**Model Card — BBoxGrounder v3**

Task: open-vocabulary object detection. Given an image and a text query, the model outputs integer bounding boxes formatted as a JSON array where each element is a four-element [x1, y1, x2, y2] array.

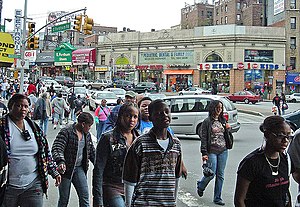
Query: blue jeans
[[53, 113, 63, 125], [58, 166, 89, 207], [3, 178, 43, 207], [104, 195, 125, 207], [70, 108, 76, 122], [197, 150, 228, 202], [39, 117, 49, 135], [96, 121, 106, 141]]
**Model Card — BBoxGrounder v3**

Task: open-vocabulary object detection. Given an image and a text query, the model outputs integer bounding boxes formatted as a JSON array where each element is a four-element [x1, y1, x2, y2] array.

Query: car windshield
[[113, 90, 125, 95], [74, 88, 86, 94], [96, 92, 117, 99]]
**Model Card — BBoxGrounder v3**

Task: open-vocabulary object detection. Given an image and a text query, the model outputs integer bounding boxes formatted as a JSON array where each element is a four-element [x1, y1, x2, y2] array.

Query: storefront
[[36, 51, 55, 77], [163, 69, 194, 92], [136, 64, 163, 83], [72, 48, 96, 80], [0, 32, 15, 75], [54, 43, 76, 77], [94, 66, 109, 80], [286, 73, 300, 93], [114, 54, 135, 81]]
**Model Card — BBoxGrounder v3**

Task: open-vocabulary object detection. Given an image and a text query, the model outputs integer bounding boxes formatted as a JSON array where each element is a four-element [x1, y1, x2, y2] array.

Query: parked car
[[143, 92, 166, 100], [227, 91, 261, 104], [89, 91, 118, 111], [41, 79, 63, 92], [104, 88, 126, 99], [283, 110, 300, 132], [74, 79, 90, 88], [133, 82, 158, 94], [54, 76, 74, 87], [108, 80, 134, 90], [178, 87, 211, 95], [163, 95, 240, 138], [87, 79, 110, 90], [286, 93, 300, 103]]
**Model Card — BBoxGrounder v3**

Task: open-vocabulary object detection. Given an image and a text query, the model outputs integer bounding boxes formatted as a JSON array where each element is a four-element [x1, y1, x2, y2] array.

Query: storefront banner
[[163, 69, 194, 75], [14, 9, 22, 54], [139, 50, 194, 64], [36, 51, 54, 66], [54, 43, 76, 66], [72, 48, 96, 66], [198, 62, 282, 70], [0, 32, 15, 63], [198, 63, 234, 70], [286, 73, 300, 85], [136, 65, 163, 70], [95, 66, 108, 72], [244, 49, 273, 63]]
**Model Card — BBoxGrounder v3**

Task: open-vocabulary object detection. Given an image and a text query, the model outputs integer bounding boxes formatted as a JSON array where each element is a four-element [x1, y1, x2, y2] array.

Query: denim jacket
[[92, 127, 139, 206]]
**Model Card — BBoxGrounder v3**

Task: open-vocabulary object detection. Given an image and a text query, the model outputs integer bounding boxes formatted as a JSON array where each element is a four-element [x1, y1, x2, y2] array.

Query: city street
[[43, 107, 300, 207]]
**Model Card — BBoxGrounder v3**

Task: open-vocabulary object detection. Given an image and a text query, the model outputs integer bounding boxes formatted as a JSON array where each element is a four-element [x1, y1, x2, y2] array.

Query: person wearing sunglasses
[[0, 94, 61, 207], [234, 115, 293, 207]]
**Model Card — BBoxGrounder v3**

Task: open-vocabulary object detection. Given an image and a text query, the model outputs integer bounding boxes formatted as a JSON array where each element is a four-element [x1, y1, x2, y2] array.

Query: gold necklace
[[265, 154, 280, 176]]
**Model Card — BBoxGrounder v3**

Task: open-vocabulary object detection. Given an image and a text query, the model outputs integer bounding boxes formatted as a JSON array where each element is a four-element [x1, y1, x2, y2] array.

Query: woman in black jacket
[[197, 100, 231, 206], [52, 112, 95, 207]]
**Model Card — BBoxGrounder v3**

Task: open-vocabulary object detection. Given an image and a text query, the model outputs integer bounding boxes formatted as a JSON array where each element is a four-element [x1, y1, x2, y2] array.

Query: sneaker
[[214, 200, 225, 206], [53, 125, 57, 130], [197, 189, 204, 197]]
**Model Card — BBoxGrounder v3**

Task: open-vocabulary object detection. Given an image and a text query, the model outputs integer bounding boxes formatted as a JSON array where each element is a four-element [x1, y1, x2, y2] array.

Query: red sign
[[72, 48, 96, 66], [295, 76, 300, 82], [136, 65, 163, 70], [237, 62, 244, 70]]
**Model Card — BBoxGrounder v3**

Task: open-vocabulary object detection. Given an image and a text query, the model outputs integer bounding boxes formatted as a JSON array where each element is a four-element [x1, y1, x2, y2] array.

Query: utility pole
[[19, 0, 28, 94]]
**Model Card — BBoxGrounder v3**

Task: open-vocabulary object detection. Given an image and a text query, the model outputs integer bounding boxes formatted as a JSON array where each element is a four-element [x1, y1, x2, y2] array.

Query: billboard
[[274, 0, 284, 16], [244, 49, 274, 63]]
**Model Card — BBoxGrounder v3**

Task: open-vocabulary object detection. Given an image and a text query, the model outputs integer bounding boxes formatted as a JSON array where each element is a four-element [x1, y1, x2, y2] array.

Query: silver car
[[164, 95, 240, 138], [89, 91, 118, 111]]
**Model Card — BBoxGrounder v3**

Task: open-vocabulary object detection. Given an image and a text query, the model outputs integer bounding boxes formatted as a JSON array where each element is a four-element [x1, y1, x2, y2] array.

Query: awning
[[72, 48, 96, 65], [163, 69, 194, 75]]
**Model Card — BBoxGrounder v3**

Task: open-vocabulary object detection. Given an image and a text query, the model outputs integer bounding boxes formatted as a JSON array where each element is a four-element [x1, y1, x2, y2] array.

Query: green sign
[[0, 25, 5, 32], [54, 42, 76, 66], [8, 54, 21, 58], [51, 22, 71, 33]]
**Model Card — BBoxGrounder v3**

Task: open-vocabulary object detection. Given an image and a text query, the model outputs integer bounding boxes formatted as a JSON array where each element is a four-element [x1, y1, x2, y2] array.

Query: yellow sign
[[115, 56, 129, 65], [95, 66, 108, 72], [0, 32, 15, 63]]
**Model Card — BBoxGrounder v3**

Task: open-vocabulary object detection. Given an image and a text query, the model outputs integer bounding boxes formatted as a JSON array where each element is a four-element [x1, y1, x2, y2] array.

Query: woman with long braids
[[92, 102, 140, 207], [234, 116, 292, 207], [197, 100, 232, 206]]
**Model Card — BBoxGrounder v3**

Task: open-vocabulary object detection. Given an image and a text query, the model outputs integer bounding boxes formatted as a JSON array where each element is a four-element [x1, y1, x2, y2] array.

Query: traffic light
[[73, 15, 82, 32], [83, 15, 93, 35], [28, 22, 35, 33], [28, 36, 39, 49]]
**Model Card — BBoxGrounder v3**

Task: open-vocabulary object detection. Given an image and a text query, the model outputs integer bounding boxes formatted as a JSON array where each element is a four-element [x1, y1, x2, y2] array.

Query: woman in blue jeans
[[197, 100, 232, 206]]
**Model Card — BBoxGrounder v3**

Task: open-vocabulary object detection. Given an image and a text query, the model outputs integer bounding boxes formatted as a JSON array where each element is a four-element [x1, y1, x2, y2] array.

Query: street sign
[[51, 22, 71, 33], [8, 54, 21, 59]]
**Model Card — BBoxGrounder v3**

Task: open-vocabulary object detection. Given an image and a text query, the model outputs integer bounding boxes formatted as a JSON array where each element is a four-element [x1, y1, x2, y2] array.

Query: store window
[[244, 70, 274, 94], [291, 17, 296, 29], [205, 53, 223, 62]]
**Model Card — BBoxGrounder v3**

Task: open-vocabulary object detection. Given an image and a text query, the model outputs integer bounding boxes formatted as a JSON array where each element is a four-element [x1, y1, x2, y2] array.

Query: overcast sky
[[2, 0, 213, 32]]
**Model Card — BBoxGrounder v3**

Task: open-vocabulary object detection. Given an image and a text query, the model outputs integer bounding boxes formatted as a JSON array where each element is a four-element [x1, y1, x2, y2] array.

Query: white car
[[74, 79, 90, 88], [286, 93, 300, 103], [164, 95, 240, 138], [89, 91, 118, 111], [104, 88, 126, 99], [178, 87, 211, 95], [42, 79, 63, 92]]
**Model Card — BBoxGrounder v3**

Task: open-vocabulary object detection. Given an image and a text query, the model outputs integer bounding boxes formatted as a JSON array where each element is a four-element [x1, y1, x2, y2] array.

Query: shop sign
[[139, 50, 194, 64], [24, 50, 36, 62], [14, 9, 22, 54], [116, 64, 135, 71], [95, 66, 108, 72], [286, 73, 300, 85], [198, 63, 233, 70], [72, 48, 96, 66], [244, 62, 279, 70], [54, 51, 72, 66], [136, 65, 163, 70], [167, 64, 191, 69], [0, 33, 15, 63]]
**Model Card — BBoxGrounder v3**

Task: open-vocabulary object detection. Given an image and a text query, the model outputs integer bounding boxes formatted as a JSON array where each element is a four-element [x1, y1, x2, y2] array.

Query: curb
[[238, 109, 264, 117]]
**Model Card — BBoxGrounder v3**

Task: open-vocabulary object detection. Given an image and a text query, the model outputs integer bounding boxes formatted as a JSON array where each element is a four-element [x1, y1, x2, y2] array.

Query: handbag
[[202, 160, 214, 177], [282, 103, 288, 110], [224, 129, 234, 149]]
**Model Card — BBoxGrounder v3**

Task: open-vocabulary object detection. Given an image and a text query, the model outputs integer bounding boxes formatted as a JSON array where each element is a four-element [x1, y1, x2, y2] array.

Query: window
[[201, 11, 204, 16], [216, 8, 219, 15], [290, 37, 296, 49], [221, 17, 223, 24], [101, 55, 105, 65], [237, 14, 241, 21], [225, 16, 228, 24], [207, 11, 212, 18], [216, 20, 219, 25], [79, 38, 84, 45], [225, 5, 228, 12], [291, 17, 296, 29], [221, 5, 223, 12], [291, 0, 296, 9], [290, 57, 296, 69], [237, 2, 241, 10]]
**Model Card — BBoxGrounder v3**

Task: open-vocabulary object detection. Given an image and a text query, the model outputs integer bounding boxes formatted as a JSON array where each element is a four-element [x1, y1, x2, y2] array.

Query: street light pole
[[3, 18, 12, 32], [19, 0, 28, 94]]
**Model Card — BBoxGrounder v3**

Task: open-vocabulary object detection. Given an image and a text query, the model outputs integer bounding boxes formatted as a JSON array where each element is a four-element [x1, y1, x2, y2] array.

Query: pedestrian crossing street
[[237, 113, 265, 124]]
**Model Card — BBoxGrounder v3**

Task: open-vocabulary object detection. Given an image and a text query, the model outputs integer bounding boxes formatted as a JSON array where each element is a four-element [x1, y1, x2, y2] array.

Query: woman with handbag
[[234, 116, 292, 207], [197, 100, 232, 206]]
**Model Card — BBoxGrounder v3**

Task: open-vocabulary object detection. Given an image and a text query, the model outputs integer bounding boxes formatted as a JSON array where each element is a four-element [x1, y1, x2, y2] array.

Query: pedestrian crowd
[[0, 78, 299, 207]]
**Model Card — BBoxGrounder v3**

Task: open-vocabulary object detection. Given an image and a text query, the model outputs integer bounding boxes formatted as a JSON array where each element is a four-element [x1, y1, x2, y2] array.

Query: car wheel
[[88, 85, 92, 90], [179, 93, 183, 95], [244, 99, 249, 104], [100, 86, 105, 91], [232, 101, 236, 103], [252, 101, 256, 104]]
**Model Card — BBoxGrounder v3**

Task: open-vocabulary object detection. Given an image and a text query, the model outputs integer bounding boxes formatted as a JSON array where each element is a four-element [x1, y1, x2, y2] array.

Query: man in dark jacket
[[272, 93, 282, 115], [52, 112, 95, 207]]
